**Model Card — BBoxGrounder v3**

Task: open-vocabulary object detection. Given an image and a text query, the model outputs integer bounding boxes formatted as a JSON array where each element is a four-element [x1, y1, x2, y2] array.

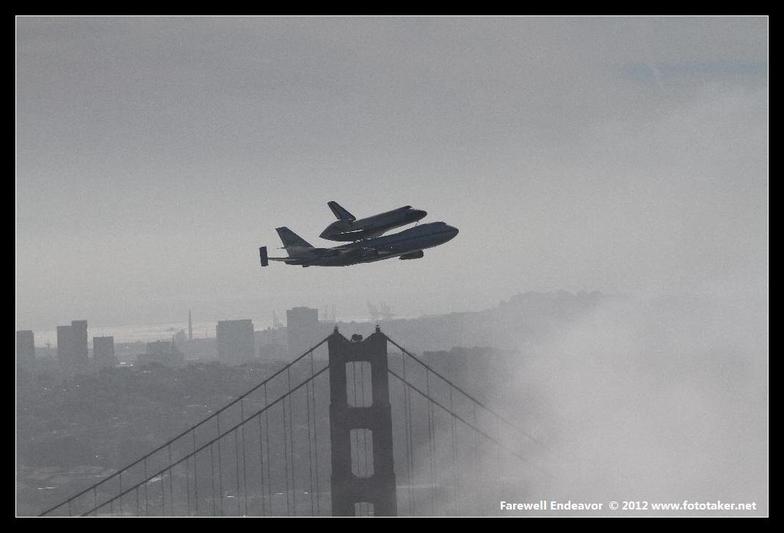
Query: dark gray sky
[[16, 16, 768, 330]]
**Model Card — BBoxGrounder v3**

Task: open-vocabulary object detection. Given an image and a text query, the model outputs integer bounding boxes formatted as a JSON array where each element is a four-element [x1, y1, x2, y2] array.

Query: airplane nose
[[413, 209, 428, 220], [446, 225, 459, 239]]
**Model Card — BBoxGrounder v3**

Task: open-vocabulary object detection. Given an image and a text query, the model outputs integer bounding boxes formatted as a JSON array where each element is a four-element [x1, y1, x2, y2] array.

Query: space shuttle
[[319, 201, 428, 242]]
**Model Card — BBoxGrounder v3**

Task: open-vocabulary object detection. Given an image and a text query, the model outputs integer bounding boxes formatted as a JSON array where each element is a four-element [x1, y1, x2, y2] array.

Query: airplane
[[260, 222, 458, 267], [319, 201, 428, 242]]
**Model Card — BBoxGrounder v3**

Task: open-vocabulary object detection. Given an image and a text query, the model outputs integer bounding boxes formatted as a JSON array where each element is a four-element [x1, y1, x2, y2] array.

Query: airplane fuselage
[[295, 222, 458, 267]]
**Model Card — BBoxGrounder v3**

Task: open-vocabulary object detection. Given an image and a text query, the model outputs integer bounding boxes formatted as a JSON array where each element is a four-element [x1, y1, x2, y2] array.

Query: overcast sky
[[16, 16, 768, 330]]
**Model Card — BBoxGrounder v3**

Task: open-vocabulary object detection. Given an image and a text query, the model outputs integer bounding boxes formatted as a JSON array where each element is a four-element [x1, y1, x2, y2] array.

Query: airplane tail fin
[[276, 227, 313, 256], [328, 201, 356, 222]]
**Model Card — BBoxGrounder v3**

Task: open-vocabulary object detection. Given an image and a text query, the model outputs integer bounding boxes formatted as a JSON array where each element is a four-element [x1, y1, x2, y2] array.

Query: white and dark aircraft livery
[[319, 201, 428, 242], [259, 222, 458, 268]]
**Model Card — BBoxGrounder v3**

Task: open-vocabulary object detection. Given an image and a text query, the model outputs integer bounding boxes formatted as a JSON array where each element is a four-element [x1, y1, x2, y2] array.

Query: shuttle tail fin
[[328, 201, 356, 222]]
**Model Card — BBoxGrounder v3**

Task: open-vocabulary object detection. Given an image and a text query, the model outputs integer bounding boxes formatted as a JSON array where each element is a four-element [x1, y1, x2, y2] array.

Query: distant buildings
[[16, 330, 35, 369], [217, 319, 255, 365], [19, 290, 601, 378], [178, 337, 216, 362], [55, 326, 70, 365], [286, 307, 321, 357], [93, 336, 117, 368], [173, 329, 187, 347], [57, 320, 89, 375], [71, 319, 88, 358], [138, 340, 185, 367]]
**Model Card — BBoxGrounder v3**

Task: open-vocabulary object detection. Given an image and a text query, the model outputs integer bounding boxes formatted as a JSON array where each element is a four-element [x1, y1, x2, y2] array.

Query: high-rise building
[[71, 319, 88, 365], [57, 320, 89, 375], [216, 319, 255, 365], [16, 330, 35, 368], [286, 307, 320, 357], [56, 325, 72, 366], [93, 336, 117, 368]]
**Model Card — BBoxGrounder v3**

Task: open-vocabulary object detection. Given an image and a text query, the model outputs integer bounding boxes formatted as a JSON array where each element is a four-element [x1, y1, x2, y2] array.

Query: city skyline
[[20, 303, 381, 347], [16, 287, 608, 349]]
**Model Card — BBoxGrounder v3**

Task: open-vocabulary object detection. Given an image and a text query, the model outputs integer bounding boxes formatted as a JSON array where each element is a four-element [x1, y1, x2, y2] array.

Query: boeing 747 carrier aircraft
[[259, 222, 458, 268]]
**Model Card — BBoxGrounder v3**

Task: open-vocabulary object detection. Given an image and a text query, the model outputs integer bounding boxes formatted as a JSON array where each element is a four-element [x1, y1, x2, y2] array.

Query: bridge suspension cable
[[384, 334, 551, 453], [78, 364, 330, 516], [386, 368, 549, 477]]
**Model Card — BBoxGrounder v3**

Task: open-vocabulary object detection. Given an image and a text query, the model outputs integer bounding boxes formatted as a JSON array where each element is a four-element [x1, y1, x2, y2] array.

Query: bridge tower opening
[[328, 327, 397, 516]]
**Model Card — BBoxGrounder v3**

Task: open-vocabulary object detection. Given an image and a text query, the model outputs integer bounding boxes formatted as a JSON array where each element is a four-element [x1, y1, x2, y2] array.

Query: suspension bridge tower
[[328, 326, 397, 516]]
